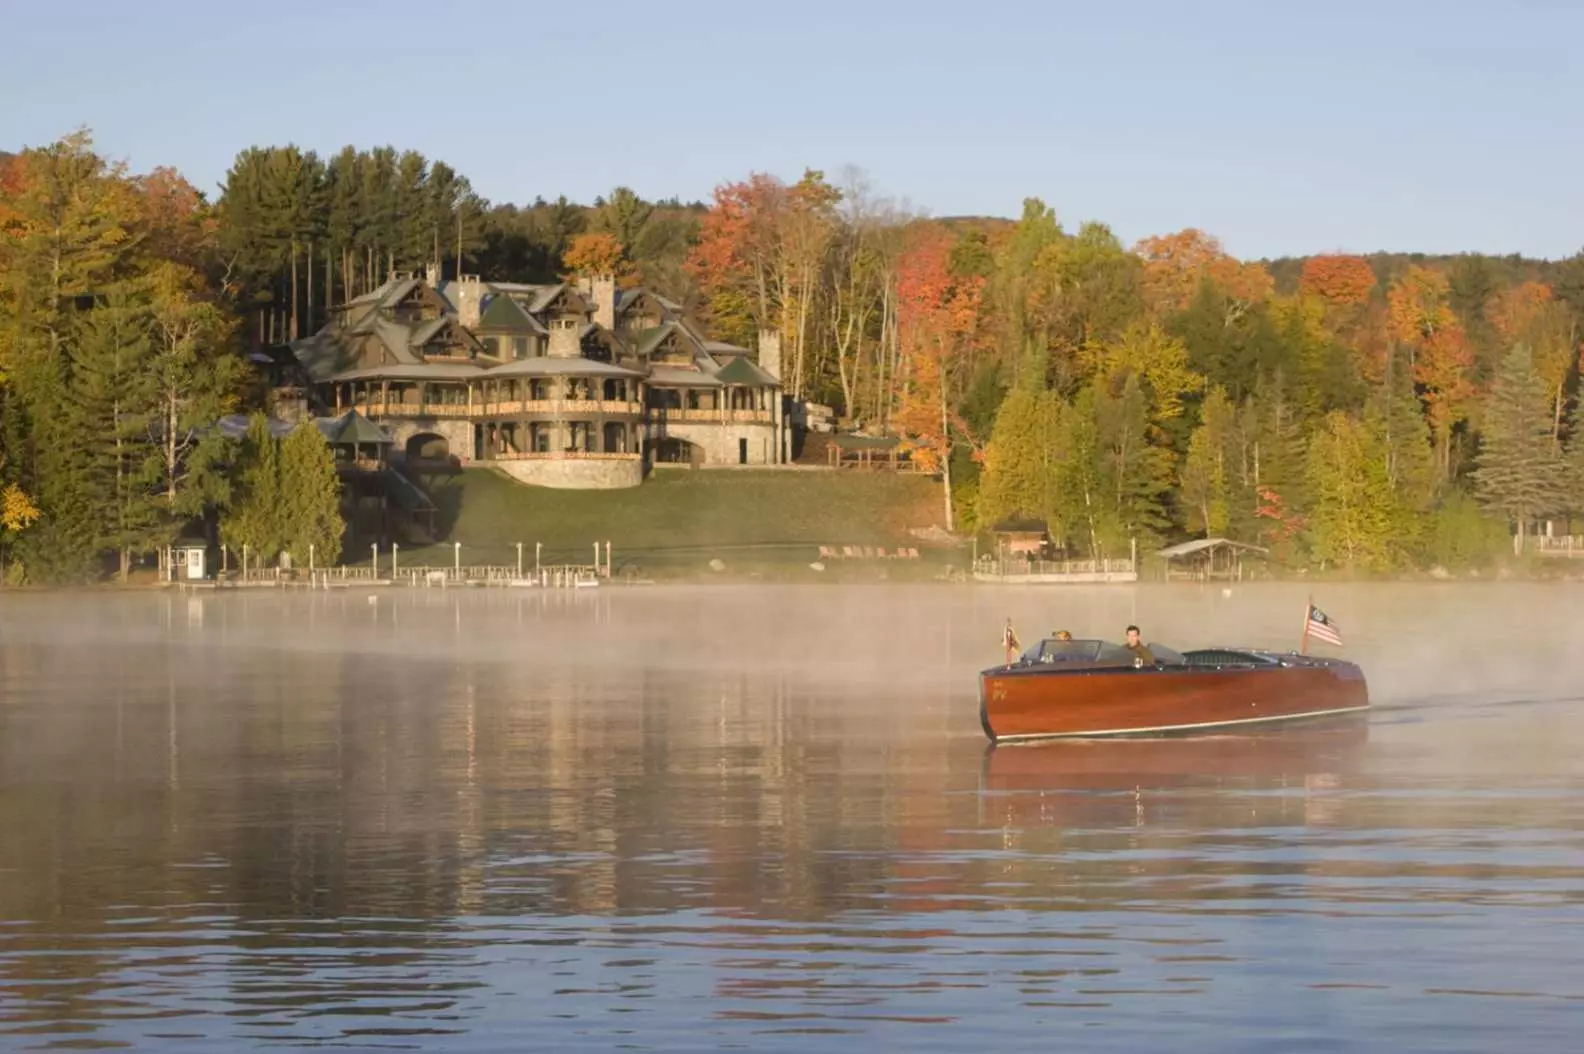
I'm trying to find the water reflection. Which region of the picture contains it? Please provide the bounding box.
[1,588,1582,1050]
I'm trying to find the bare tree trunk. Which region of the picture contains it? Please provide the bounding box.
[938,353,954,533]
[290,241,299,341]
[306,239,314,336]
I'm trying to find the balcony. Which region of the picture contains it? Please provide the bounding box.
[480,399,643,417]
[352,399,644,420]
[356,400,471,418]
[651,407,772,424]
[491,451,642,462]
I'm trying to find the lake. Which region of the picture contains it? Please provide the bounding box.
[1,583,1581,1051]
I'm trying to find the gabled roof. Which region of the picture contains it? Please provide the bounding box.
[317,409,393,445]
[485,358,645,379]
[714,356,779,387]
[476,293,548,334]
[325,362,486,382]
[647,364,722,388]
[409,316,451,347]
[635,322,681,356]
[371,316,423,364]
[1156,538,1269,559]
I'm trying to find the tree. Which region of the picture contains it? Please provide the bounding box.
[1472,345,1565,554]
[1305,412,1399,572]
[220,413,284,566]
[148,262,243,519]
[278,423,344,567]
[893,224,984,532]
[977,383,1063,532]
[1181,386,1235,536]
[562,230,631,283]
[1135,228,1273,324]
[1486,282,1576,445]
[1299,254,1376,310]
[1388,266,1473,477]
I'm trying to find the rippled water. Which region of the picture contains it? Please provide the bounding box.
[2,584,1581,1051]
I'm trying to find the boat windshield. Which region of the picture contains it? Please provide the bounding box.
[1021,639,1134,664]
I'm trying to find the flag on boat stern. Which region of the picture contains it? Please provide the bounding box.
[1305,604,1343,647]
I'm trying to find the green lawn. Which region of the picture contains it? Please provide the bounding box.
[387,466,957,579]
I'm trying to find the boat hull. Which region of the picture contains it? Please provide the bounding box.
[979,657,1369,742]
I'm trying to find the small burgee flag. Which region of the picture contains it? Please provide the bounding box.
[1305,604,1343,647]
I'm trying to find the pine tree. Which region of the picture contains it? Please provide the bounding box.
[977,382,1059,529]
[220,413,284,567]
[1472,345,1566,554]
[69,294,165,579]
[1181,386,1235,536]
[279,422,344,567]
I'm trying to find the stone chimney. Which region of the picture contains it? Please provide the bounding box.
[454,274,485,329]
[425,261,441,287]
[591,274,616,332]
[757,327,782,381]
[548,317,582,358]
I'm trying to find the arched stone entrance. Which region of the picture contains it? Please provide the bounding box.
[405,432,450,461]
[646,436,703,466]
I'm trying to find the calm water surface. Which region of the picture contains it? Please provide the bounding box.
[1,584,1581,1051]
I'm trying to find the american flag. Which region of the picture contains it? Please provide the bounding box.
[1306,604,1343,647]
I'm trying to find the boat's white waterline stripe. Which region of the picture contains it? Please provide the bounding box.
[992,704,1371,742]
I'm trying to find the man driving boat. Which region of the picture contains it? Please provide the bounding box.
[1124,625,1155,664]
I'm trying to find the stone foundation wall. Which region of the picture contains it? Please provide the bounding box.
[383,418,476,461]
[496,457,643,490]
[653,422,779,466]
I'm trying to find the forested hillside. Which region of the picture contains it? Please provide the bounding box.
[4,129,1584,582]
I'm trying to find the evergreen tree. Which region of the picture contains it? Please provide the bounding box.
[278,422,344,567]
[69,294,165,578]
[1472,345,1566,554]
[977,382,1060,529]
[1181,386,1235,536]
[220,413,284,567]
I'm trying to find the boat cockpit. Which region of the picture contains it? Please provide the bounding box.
[1017,638,1187,668]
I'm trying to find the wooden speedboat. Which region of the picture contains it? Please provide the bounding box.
[979,637,1369,743]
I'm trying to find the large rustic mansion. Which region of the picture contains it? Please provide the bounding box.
[279,267,787,489]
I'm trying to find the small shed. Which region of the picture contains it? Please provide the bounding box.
[1156,537,1269,581]
[170,539,210,581]
[990,519,1052,560]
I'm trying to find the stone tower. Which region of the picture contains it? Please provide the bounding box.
[453,275,485,329]
[757,328,782,380]
[591,274,616,332]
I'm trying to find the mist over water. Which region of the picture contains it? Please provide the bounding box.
[1,584,1581,1051]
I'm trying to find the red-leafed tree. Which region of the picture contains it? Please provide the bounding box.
[1299,254,1376,337]
[893,224,984,531]
[684,170,839,399]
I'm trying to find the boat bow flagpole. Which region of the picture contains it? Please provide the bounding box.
[1300,593,1311,655]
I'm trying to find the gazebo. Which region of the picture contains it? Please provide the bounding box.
[1156,538,1269,581]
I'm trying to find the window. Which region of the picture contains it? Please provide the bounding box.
[512,337,528,360]
[482,336,500,358]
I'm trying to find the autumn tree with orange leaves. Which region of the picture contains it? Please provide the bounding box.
[1486,281,1577,445]
[562,231,633,285]
[685,169,840,399]
[1136,228,1273,325]
[893,225,984,531]
[1388,266,1475,477]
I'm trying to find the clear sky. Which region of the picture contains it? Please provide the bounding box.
[3,0,1579,260]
